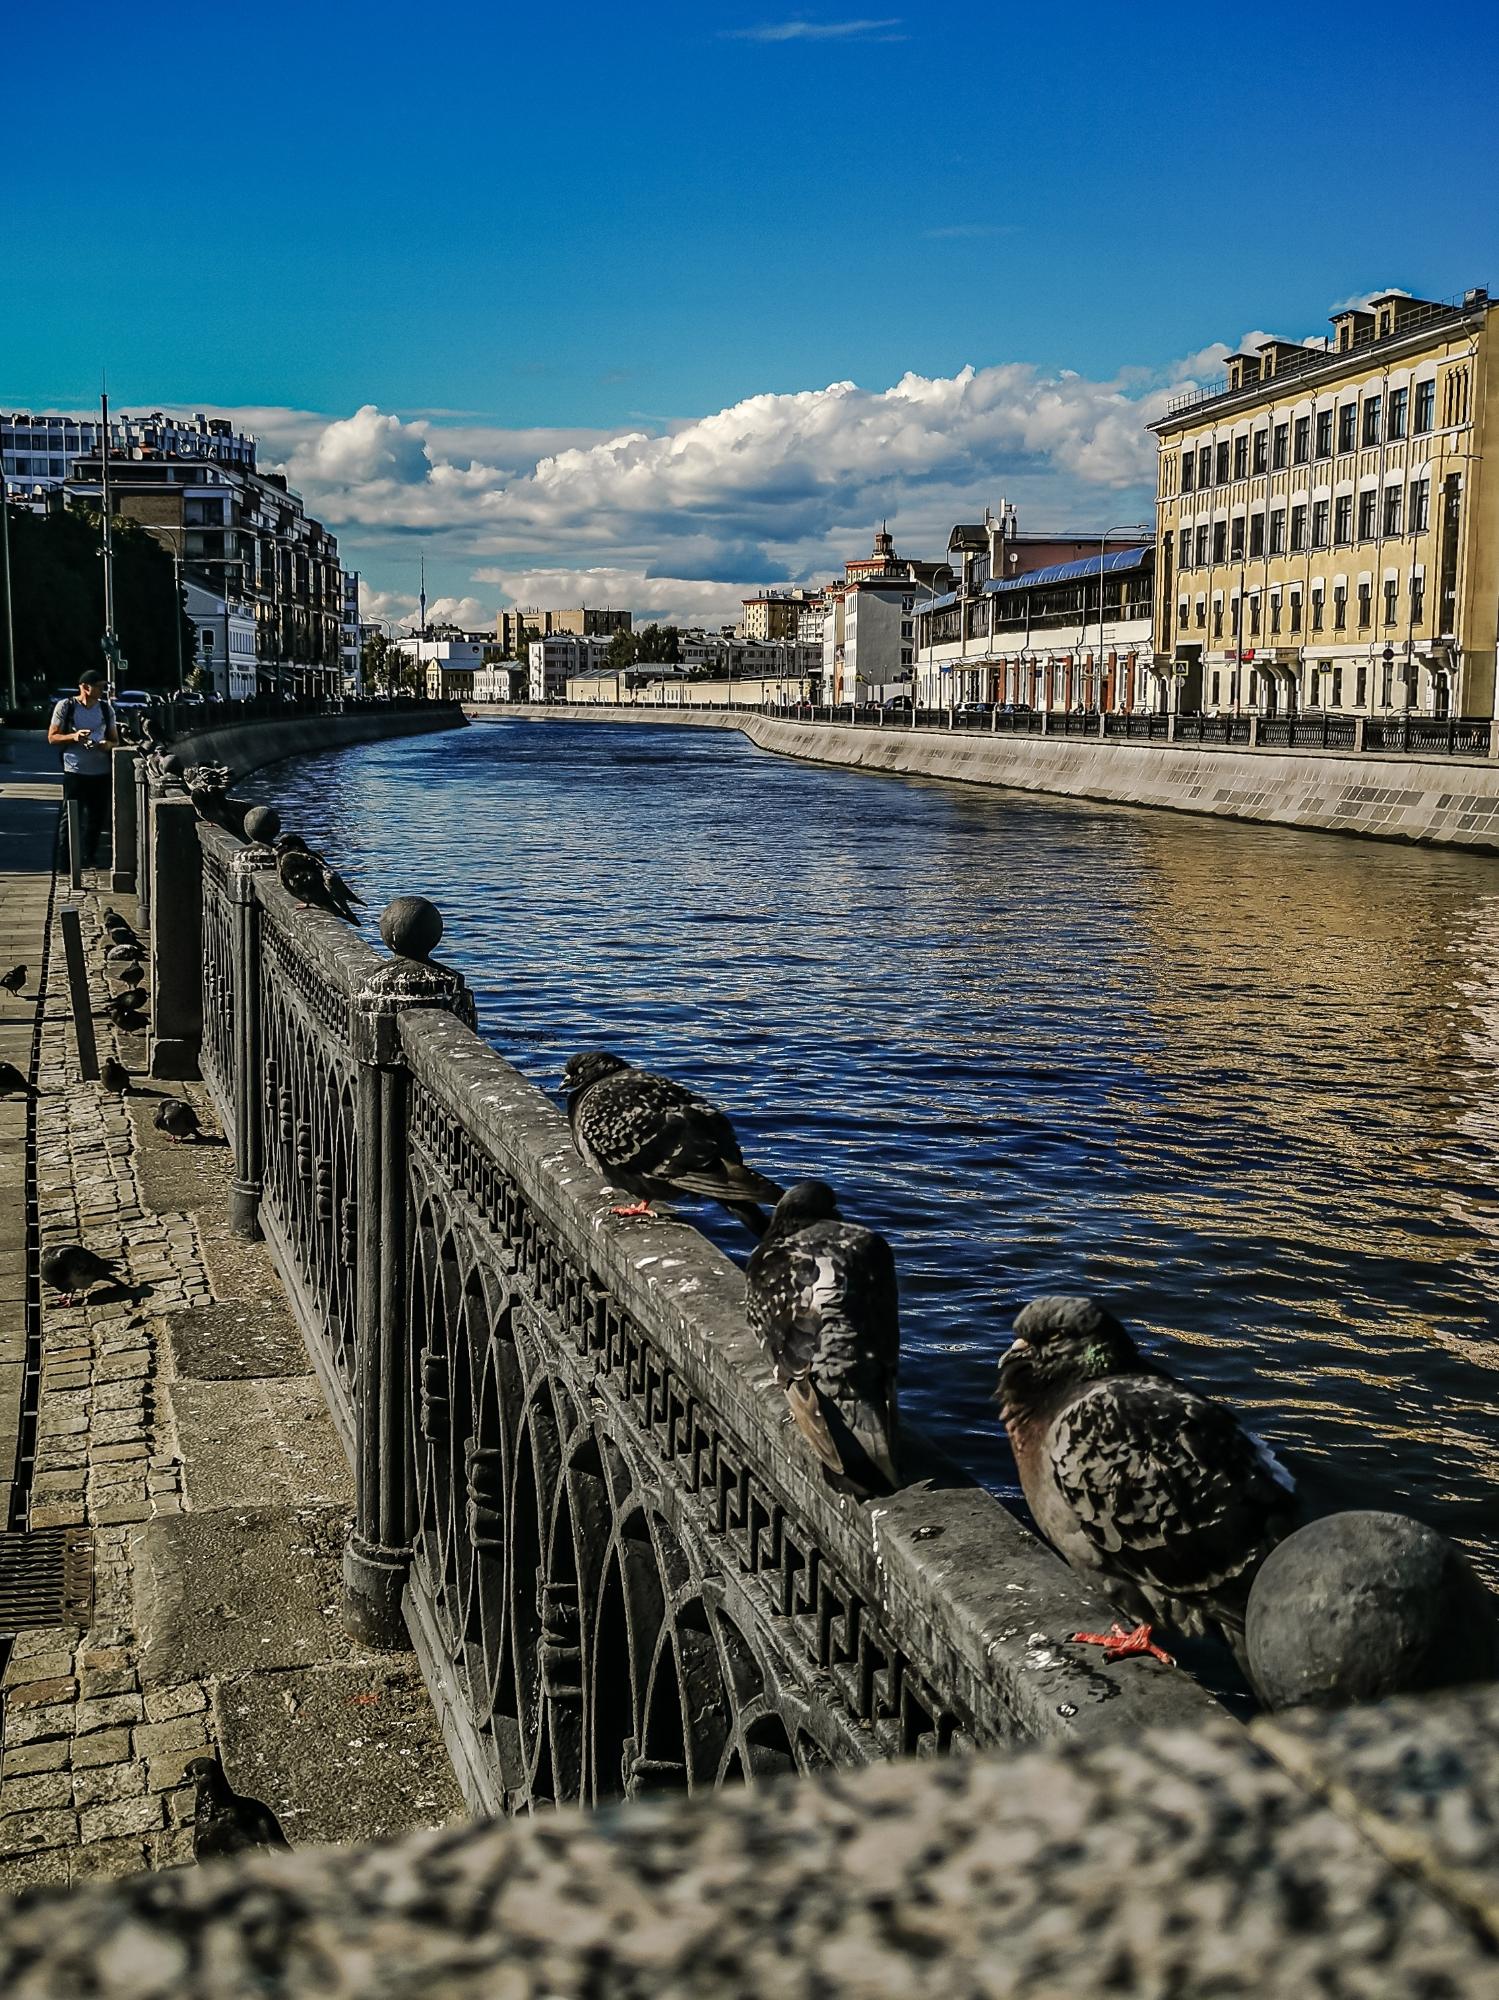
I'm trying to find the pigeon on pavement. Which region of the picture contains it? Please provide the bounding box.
[0,965,26,996]
[563,1050,784,1235]
[996,1296,1302,1664]
[40,1243,123,1305]
[0,1060,33,1098]
[107,961,144,988]
[185,1754,290,1862]
[746,1180,899,1497]
[154,1096,202,1143]
[105,989,148,1025]
[101,1058,131,1094]
[105,944,140,967]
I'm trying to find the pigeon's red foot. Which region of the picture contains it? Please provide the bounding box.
[1071,1622,1175,1666]
[609,1201,655,1218]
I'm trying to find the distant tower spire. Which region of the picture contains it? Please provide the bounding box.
[419,554,427,638]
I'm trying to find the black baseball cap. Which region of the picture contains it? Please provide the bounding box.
[79,669,106,686]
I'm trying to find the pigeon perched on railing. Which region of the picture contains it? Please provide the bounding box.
[995,1296,1302,1666]
[275,844,364,923]
[0,964,26,996]
[0,1060,33,1098]
[184,1754,290,1862]
[746,1181,899,1497]
[40,1243,123,1305]
[562,1050,784,1235]
[101,1058,131,1094]
[154,1096,201,1143]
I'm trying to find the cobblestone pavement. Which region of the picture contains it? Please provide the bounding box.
[0,801,464,1890]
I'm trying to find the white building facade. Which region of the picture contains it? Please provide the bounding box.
[183,577,258,700]
[529,632,614,701]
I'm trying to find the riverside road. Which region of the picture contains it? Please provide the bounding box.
[252,716,1499,1582]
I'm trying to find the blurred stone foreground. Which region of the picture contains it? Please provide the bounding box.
[3,1678,1499,1999]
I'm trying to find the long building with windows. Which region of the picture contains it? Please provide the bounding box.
[1151,288,1499,719]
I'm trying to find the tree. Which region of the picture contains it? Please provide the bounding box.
[635,623,679,664]
[606,627,638,671]
[2,501,192,703]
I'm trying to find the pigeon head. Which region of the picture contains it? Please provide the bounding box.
[274,832,308,853]
[998,1296,1139,1416]
[769,1180,842,1229]
[562,1050,630,1095]
[184,1754,221,1783]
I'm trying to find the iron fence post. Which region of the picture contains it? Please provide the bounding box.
[134,754,153,927]
[345,898,472,1648]
[228,835,276,1238]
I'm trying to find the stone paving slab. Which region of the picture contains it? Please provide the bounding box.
[164,1301,309,1381]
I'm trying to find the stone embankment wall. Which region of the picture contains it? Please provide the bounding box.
[473,704,1499,854]
[169,705,464,785]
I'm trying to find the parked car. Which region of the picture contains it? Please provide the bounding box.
[953,701,995,727]
[111,687,155,713]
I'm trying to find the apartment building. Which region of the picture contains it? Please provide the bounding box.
[497,605,632,654]
[740,588,824,643]
[1151,287,1499,718]
[823,527,951,703]
[1,409,256,507]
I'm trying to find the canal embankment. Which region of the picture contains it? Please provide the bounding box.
[472,704,1499,854]
[166,701,465,786]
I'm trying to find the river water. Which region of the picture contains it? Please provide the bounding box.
[255,717,1499,1581]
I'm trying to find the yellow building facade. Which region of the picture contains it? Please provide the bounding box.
[1151,289,1499,720]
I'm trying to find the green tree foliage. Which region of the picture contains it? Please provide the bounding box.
[605,627,638,670]
[635,623,679,663]
[2,502,192,702]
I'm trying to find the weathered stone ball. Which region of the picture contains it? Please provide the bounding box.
[243,804,281,844]
[1245,1511,1499,1712]
[380,896,443,962]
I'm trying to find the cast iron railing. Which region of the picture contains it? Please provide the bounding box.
[184,803,1217,1815]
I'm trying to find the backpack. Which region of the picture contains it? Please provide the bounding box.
[55,695,115,767]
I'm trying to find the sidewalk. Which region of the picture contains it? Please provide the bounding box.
[0,737,463,1887]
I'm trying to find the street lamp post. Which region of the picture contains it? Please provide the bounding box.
[0,465,15,715]
[1095,523,1151,715]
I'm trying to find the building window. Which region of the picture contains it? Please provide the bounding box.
[1332,666,1344,707]
[1316,410,1334,457]
[1311,588,1324,631]
[1215,440,1231,484]
[1178,527,1191,567]
[1196,597,1207,628]
[1358,491,1377,541]
[1270,592,1281,633]
[1334,495,1353,544]
[1195,525,1210,566]
[1383,486,1403,537]
[1249,594,1261,636]
[1272,423,1289,470]
[1290,504,1307,552]
[1213,599,1223,638]
[1414,379,1435,433]
[1181,451,1195,492]
[1231,594,1241,635]
[1356,664,1368,706]
[1290,590,1302,633]
[1409,478,1430,532]
[1211,670,1221,705]
[1388,386,1408,439]
[1312,499,1330,548]
[1178,599,1189,629]
[1337,404,1357,453]
[1410,575,1424,624]
[1268,507,1286,554]
[1358,582,1372,627]
[1362,395,1382,446]
[1384,578,1399,625]
[1212,521,1227,562]
[1333,584,1347,630]
[1233,436,1249,479]
[1198,445,1212,487]
[1381,660,1393,706]
[1230,516,1245,560]
[1252,429,1269,474]
[1294,415,1311,463]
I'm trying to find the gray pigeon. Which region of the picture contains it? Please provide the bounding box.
[105,989,148,1026]
[746,1181,899,1497]
[40,1243,123,1304]
[996,1296,1302,1663]
[185,1754,290,1862]
[563,1050,783,1235]
[107,961,144,988]
[0,964,25,996]
[0,1060,33,1097]
[154,1096,201,1143]
[276,845,362,922]
[101,1058,131,1094]
[105,944,140,967]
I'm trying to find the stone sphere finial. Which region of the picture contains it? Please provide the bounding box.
[243,804,281,844]
[380,896,444,963]
[1245,1510,1499,1712]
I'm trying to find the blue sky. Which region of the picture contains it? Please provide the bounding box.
[5,1,1498,625]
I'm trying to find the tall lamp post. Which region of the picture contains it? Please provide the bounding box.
[1095,524,1151,715]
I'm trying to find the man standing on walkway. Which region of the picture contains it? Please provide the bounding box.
[47,669,119,870]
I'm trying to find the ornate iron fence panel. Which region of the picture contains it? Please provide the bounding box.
[198,829,237,1129]
[253,889,372,1440]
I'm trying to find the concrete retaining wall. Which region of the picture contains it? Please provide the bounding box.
[470,704,1499,855]
[169,705,464,785]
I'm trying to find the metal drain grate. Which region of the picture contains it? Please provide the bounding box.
[0,1528,94,1635]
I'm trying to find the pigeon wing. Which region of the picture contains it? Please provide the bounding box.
[1048,1377,1296,1624]
[574,1071,698,1179]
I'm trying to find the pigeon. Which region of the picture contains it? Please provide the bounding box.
[562,1050,784,1235]
[0,964,25,996]
[0,1060,33,1097]
[183,765,237,829]
[101,1058,131,1094]
[996,1296,1302,1665]
[154,1096,201,1143]
[105,944,140,967]
[40,1243,123,1304]
[273,832,308,854]
[105,988,148,1023]
[746,1181,899,1497]
[107,961,144,988]
[275,845,363,923]
[184,1754,290,1862]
